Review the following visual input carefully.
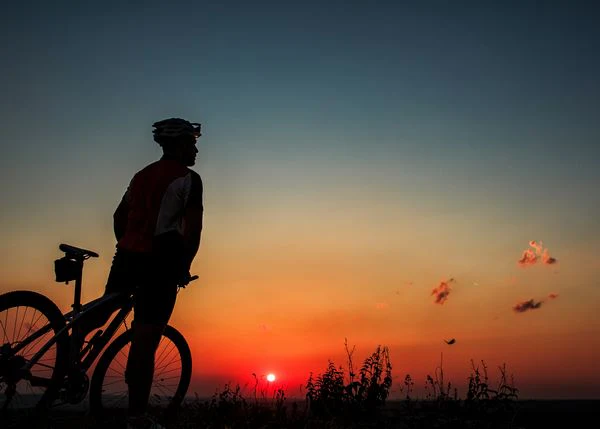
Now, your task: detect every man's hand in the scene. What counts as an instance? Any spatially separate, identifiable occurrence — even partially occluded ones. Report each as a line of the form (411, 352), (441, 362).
(178, 272), (199, 288)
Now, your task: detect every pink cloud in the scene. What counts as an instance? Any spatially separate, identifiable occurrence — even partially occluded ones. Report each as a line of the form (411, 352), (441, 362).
(548, 293), (559, 300)
(529, 240), (544, 254)
(518, 241), (557, 267)
(518, 249), (538, 266)
(513, 299), (543, 313)
(542, 249), (557, 265)
(432, 278), (454, 305)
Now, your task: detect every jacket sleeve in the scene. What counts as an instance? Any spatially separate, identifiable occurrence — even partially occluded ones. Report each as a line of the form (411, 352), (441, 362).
(113, 180), (132, 242)
(182, 171), (203, 269)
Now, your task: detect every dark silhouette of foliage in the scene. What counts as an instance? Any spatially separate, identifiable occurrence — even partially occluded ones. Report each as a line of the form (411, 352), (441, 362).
(306, 343), (393, 419)
(466, 359), (519, 404)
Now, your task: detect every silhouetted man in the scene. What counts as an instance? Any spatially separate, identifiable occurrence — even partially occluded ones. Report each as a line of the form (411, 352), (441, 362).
(105, 118), (203, 429)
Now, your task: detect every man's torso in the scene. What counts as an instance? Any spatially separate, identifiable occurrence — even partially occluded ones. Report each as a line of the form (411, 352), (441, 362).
(118, 158), (203, 254)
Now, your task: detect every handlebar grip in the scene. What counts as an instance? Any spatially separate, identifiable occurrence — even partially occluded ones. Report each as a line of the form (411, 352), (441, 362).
(178, 274), (199, 288)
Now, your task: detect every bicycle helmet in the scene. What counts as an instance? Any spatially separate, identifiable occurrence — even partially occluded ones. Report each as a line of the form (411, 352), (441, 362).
(152, 118), (201, 146)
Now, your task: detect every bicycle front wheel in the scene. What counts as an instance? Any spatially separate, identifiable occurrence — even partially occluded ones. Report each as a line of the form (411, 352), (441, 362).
(0, 291), (68, 412)
(89, 325), (192, 418)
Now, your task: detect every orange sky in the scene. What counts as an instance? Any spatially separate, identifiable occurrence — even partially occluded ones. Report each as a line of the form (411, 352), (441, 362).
(2, 202), (599, 399)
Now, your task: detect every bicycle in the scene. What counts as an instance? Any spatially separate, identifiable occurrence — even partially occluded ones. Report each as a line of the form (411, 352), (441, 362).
(0, 243), (196, 423)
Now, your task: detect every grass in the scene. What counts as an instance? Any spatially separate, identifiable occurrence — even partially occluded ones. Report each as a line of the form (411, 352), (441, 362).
(2, 341), (595, 428)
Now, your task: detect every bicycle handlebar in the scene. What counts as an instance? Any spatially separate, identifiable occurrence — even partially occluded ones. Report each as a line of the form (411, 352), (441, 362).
(178, 274), (199, 288)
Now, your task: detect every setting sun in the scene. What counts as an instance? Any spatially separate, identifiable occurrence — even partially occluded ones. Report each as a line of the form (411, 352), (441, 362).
(266, 373), (276, 383)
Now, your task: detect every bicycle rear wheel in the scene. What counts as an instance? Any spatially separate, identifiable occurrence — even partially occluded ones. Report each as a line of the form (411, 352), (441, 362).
(89, 325), (192, 420)
(0, 291), (68, 412)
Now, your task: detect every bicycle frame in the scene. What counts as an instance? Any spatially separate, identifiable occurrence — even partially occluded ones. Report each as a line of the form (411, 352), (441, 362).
(67, 293), (133, 373)
(12, 247), (197, 390)
(15, 254), (134, 386)
(4, 296), (131, 393)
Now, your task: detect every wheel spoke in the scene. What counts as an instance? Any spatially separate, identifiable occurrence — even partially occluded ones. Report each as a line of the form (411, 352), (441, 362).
(156, 358), (181, 373)
(111, 355), (127, 373)
(102, 379), (127, 388)
(2, 309), (8, 343)
(16, 306), (28, 344)
(21, 329), (52, 358)
(12, 307), (19, 342)
(32, 361), (55, 370)
(155, 367), (182, 377)
(29, 375), (52, 387)
(20, 309), (39, 339)
(155, 343), (176, 369)
(97, 336), (186, 411)
(0, 293), (66, 411)
(153, 341), (170, 367)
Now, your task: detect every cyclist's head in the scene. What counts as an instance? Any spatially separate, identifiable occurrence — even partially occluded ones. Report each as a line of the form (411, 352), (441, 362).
(152, 118), (201, 166)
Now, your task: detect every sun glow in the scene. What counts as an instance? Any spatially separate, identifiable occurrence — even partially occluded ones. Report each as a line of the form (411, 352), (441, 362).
(266, 373), (276, 382)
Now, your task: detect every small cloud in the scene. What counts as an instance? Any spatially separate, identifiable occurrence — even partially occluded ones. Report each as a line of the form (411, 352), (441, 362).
(518, 249), (538, 267)
(548, 293), (559, 300)
(518, 241), (557, 267)
(529, 240), (544, 255)
(375, 302), (389, 310)
(432, 278), (454, 305)
(513, 299), (543, 313)
(542, 249), (557, 265)
(473, 281), (480, 286)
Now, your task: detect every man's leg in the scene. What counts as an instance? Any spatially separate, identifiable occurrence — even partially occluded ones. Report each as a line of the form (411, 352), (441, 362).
(126, 277), (178, 418)
(127, 322), (166, 416)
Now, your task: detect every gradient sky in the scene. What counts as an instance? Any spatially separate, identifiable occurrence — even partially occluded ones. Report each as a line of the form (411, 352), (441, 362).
(1, 0), (599, 400)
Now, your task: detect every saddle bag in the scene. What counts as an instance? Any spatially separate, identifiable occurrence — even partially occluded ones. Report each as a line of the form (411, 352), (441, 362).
(54, 257), (81, 284)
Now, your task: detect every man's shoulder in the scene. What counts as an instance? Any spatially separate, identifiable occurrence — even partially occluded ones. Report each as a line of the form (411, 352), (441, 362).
(135, 159), (190, 178)
(133, 159), (163, 175)
(130, 161), (201, 195)
(187, 169), (202, 182)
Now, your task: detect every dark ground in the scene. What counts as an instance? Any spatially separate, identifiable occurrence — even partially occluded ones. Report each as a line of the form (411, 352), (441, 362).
(509, 400), (599, 426)
(1, 400), (598, 429)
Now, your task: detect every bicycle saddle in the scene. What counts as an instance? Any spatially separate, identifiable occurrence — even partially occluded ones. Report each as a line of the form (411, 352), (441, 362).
(59, 243), (99, 258)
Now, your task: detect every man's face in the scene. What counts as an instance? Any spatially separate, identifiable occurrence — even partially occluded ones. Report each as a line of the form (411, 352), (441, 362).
(178, 135), (199, 166)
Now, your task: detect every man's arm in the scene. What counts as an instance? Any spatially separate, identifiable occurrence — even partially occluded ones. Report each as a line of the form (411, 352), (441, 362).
(113, 186), (131, 241)
(183, 172), (203, 270)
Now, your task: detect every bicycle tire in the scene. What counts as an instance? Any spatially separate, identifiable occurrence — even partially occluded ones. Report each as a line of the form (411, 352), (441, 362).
(89, 324), (192, 418)
(0, 291), (69, 412)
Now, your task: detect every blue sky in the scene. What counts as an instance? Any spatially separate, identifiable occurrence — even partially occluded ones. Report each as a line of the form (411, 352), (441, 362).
(1, 0), (599, 286)
(2, 1), (598, 204)
(4, 1), (597, 252)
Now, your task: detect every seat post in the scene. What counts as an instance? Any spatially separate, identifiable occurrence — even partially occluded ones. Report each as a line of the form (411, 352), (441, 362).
(72, 257), (84, 314)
